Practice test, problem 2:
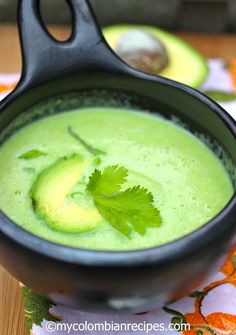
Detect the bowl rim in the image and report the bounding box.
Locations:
[0,76,236,267]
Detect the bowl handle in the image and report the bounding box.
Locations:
[18,0,128,87]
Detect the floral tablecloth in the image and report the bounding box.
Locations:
[1,59,236,335]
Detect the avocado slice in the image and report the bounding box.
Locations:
[31,155,101,233]
[103,25,208,89]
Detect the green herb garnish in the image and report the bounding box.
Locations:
[18,150,46,160]
[93,156,102,165]
[87,165,162,237]
[68,127,106,156]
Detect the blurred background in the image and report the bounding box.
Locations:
[0,0,236,32]
[0,0,236,76]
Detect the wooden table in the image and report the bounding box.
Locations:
[0,24,236,335]
[1,24,236,73]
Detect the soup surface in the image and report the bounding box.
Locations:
[0,107,233,250]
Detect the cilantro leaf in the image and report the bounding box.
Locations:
[18,149,46,160]
[87,165,128,195]
[87,165,162,236]
[68,127,106,156]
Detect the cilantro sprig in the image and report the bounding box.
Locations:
[87,165,162,237]
[18,149,46,160]
[68,127,106,156]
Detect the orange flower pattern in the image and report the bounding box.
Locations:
[226,58,236,89]
[183,249,236,335]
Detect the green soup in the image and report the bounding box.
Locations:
[0,107,233,250]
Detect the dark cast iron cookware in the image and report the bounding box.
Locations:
[0,0,236,313]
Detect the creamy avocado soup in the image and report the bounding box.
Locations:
[0,107,233,250]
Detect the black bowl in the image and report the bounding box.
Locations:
[0,0,236,313]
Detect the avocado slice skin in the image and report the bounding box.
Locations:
[31,154,101,234]
[103,25,208,89]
